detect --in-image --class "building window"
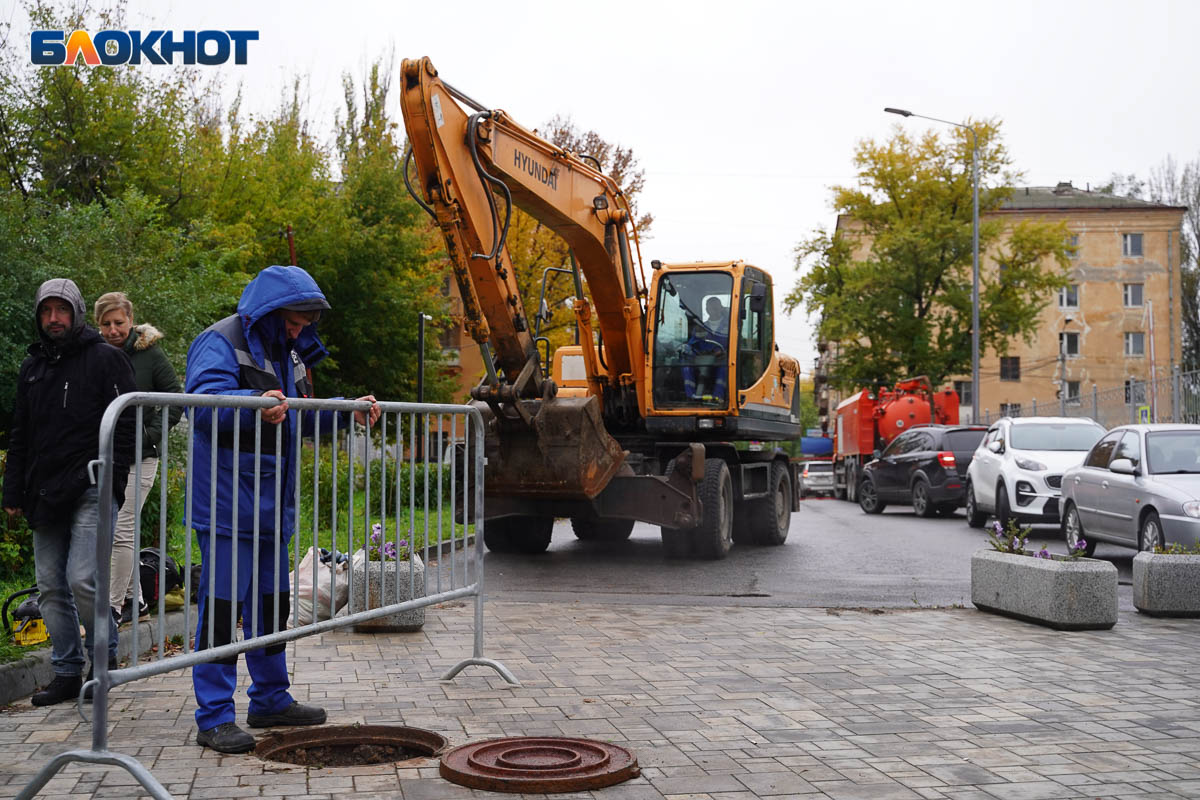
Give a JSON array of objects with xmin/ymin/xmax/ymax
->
[
  {"xmin": 1064, "ymin": 380, "xmax": 1081, "ymax": 405},
  {"xmin": 1000, "ymin": 357, "xmax": 1020, "ymax": 381},
  {"xmin": 1058, "ymin": 284, "xmax": 1079, "ymax": 308},
  {"xmin": 1123, "ymin": 283, "xmax": 1143, "ymax": 307},
  {"xmin": 1122, "ymin": 233, "xmax": 1144, "ymax": 257},
  {"xmin": 1000, "ymin": 402, "xmax": 1022, "ymax": 417},
  {"xmin": 1058, "ymin": 332, "xmax": 1080, "ymax": 357},
  {"xmin": 1124, "ymin": 332, "xmax": 1145, "ymax": 356},
  {"xmin": 953, "ymin": 380, "xmax": 972, "ymax": 406},
  {"xmin": 1066, "ymin": 234, "xmax": 1079, "ymax": 259},
  {"xmin": 1125, "ymin": 379, "xmax": 1147, "ymax": 405}
]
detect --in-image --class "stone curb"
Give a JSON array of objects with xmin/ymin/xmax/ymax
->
[{"xmin": 0, "ymin": 607, "xmax": 194, "ymax": 707}]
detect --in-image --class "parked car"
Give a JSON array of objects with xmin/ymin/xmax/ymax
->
[
  {"xmin": 1060, "ymin": 424, "xmax": 1200, "ymax": 555},
  {"xmin": 798, "ymin": 460, "xmax": 835, "ymax": 497},
  {"xmin": 857, "ymin": 424, "xmax": 988, "ymax": 516},
  {"xmin": 965, "ymin": 416, "xmax": 1105, "ymax": 529}
]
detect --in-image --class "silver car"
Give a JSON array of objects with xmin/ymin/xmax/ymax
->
[
  {"xmin": 1060, "ymin": 424, "xmax": 1200, "ymax": 555},
  {"xmin": 798, "ymin": 460, "xmax": 835, "ymax": 497}
]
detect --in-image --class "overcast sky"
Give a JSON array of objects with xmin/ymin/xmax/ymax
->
[{"xmin": 7, "ymin": 0, "xmax": 1199, "ymax": 373}]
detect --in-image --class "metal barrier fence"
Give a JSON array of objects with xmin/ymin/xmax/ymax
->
[
  {"xmin": 979, "ymin": 366, "xmax": 1200, "ymax": 428},
  {"xmin": 18, "ymin": 392, "xmax": 514, "ymax": 800}
]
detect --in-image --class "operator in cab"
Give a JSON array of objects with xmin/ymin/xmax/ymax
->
[{"xmin": 682, "ymin": 296, "xmax": 730, "ymax": 403}]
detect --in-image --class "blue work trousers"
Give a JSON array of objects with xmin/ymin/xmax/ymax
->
[{"xmin": 192, "ymin": 530, "xmax": 293, "ymax": 731}]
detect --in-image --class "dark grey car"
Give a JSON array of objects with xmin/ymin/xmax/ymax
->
[{"xmin": 1061, "ymin": 424, "xmax": 1200, "ymax": 555}]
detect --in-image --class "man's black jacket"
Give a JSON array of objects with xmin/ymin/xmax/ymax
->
[{"xmin": 3, "ymin": 327, "xmax": 137, "ymax": 529}]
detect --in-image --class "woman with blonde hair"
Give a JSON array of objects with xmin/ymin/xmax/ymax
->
[{"xmin": 94, "ymin": 292, "xmax": 183, "ymax": 624}]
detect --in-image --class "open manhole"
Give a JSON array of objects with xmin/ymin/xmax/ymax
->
[
  {"xmin": 256, "ymin": 725, "xmax": 447, "ymax": 768},
  {"xmin": 440, "ymin": 736, "xmax": 639, "ymax": 793}
]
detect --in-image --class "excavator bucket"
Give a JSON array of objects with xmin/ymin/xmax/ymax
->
[{"xmin": 475, "ymin": 395, "xmax": 625, "ymax": 501}]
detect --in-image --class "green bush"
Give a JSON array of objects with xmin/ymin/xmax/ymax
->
[
  {"xmin": 0, "ymin": 451, "xmax": 35, "ymax": 585},
  {"xmin": 298, "ymin": 436, "xmax": 458, "ymax": 522}
]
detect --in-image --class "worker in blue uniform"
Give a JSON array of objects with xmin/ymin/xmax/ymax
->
[
  {"xmin": 681, "ymin": 296, "xmax": 730, "ymax": 402},
  {"xmin": 185, "ymin": 265, "xmax": 380, "ymax": 753}
]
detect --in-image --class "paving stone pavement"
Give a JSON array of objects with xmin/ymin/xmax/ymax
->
[{"xmin": 2, "ymin": 600, "xmax": 1199, "ymax": 799}]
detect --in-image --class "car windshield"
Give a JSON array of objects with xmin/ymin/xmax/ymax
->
[
  {"xmin": 1146, "ymin": 431, "xmax": 1200, "ymax": 474},
  {"xmin": 945, "ymin": 430, "xmax": 987, "ymax": 451},
  {"xmin": 804, "ymin": 463, "xmax": 832, "ymax": 473},
  {"xmin": 1009, "ymin": 423, "xmax": 1104, "ymax": 451}
]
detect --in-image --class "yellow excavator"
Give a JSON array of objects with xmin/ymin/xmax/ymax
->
[{"xmin": 401, "ymin": 56, "xmax": 802, "ymax": 558}]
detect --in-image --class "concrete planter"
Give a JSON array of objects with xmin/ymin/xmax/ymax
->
[
  {"xmin": 345, "ymin": 554, "xmax": 426, "ymax": 632},
  {"xmin": 971, "ymin": 549, "xmax": 1117, "ymax": 630},
  {"xmin": 1133, "ymin": 551, "xmax": 1200, "ymax": 617}
]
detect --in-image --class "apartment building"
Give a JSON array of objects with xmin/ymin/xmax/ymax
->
[{"xmin": 814, "ymin": 183, "xmax": 1186, "ymax": 428}]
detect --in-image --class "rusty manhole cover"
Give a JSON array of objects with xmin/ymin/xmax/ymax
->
[
  {"xmin": 256, "ymin": 724, "xmax": 447, "ymax": 768},
  {"xmin": 440, "ymin": 736, "xmax": 639, "ymax": 793}
]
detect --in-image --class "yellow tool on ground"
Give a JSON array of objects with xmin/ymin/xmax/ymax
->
[{"xmin": 4, "ymin": 587, "xmax": 50, "ymax": 647}]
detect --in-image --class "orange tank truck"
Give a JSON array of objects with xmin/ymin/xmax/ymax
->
[{"xmin": 833, "ymin": 377, "xmax": 959, "ymax": 502}]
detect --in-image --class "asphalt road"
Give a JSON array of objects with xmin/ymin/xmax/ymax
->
[{"xmin": 484, "ymin": 496, "xmax": 1140, "ymax": 609}]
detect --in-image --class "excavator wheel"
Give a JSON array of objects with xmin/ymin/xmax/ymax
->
[
  {"xmin": 693, "ymin": 460, "xmax": 733, "ymax": 560},
  {"xmin": 748, "ymin": 461, "xmax": 792, "ymax": 546},
  {"xmin": 731, "ymin": 504, "xmax": 755, "ymax": 545},
  {"xmin": 660, "ymin": 527, "xmax": 691, "ymax": 559},
  {"xmin": 483, "ymin": 515, "xmax": 554, "ymax": 554},
  {"xmin": 571, "ymin": 517, "xmax": 635, "ymax": 542}
]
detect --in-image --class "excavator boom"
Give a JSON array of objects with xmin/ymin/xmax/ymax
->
[{"xmin": 401, "ymin": 56, "xmax": 637, "ymax": 500}]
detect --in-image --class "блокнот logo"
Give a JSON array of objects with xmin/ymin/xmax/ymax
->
[{"xmin": 31, "ymin": 30, "xmax": 258, "ymax": 65}]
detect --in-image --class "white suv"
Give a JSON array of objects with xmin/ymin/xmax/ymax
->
[{"xmin": 965, "ymin": 417, "xmax": 1105, "ymax": 529}]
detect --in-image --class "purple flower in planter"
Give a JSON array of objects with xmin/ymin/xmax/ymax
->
[{"xmin": 1036, "ymin": 548, "xmax": 1050, "ymax": 559}]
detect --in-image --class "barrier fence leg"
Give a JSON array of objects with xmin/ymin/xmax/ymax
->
[
  {"xmin": 439, "ymin": 443, "xmax": 520, "ymax": 686},
  {"xmin": 17, "ymin": 749, "xmax": 172, "ymax": 800}
]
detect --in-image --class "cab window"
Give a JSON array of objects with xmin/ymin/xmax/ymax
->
[{"xmin": 736, "ymin": 276, "xmax": 773, "ymax": 391}]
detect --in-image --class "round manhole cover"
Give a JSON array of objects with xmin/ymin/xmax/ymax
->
[
  {"xmin": 256, "ymin": 725, "xmax": 447, "ymax": 768},
  {"xmin": 440, "ymin": 736, "xmax": 639, "ymax": 793}
]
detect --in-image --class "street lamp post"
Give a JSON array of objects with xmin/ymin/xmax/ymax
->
[{"xmin": 884, "ymin": 107, "xmax": 980, "ymax": 422}]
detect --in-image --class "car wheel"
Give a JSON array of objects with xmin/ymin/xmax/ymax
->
[
  {"xmin": 1139, "ymin": 510, "xmax": 1164, "ymax": 553},
  {"xmin": 965, "ymin": 482, "xmax": 987, "ymax": 528},
  {"xmin": 1062, "ymin": 502, "xmax": 1096, "ymax": 557},
  {"xmin": 858, "ymin": 478, "xmax": 886, "ymax": 514},
  {"xmin": 911, "ymin": 478, "xmax": 936, "ymax": 518},
  {"xmin": 995, "ymin": 483, "xmax": 1012, "ymax": 531}
]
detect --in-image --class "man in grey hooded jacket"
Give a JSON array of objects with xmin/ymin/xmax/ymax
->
[{"xmin": 2, "ymin": 278, "xmax": 136, "ymax": 706}]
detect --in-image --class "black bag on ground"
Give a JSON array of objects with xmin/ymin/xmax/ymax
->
[{"xmin": 138, "ymin": 548, "xmax": 182, "ymax": 605}]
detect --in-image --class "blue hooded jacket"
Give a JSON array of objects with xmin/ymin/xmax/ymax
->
[{"xmin": 184, "ymin": 266, "xmax": 337, "ymax": 538}]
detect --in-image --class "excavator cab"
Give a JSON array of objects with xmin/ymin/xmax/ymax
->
[{"xmin": 651, "ymin": 271, "xmax": 733, "ymax": 409}]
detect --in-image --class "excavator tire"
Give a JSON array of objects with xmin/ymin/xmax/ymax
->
[
  {"xmin": 660, "ymin": 527, "xmax": 691, "ymax": 558},
  {"xmin": 571, "ymin": 517, "xmax": 635, "ymax": 541},
  {"xmin": 693, "ymin": 460, "xmax": 733, "ymax": 560},
  {"xmin": 484, "ymin": 515, "xmax": 554, "ymax": 554},
  {"xmin": 748, "ymin": 461, "xmax": 792, "ymax": 546},
  {"xmin": 659, "ymin": 460, "xmax": 693, "ymax": 558},
  {"xmin": 731, "ymin": 504, "xmax": 755, "ymax": 545}
]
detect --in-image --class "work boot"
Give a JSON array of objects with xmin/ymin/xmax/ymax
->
[
  {"xmin": 31, "ymin": 674, "xmax": 82, "ymax": 707},
  {"xmin": 83, "ymin": 657, "xmax": 119, "ymax": 702},
  {"xmin": 246, "ymin": 701, "xmax": 327, "ymax": 728},
  {"xmin": 196, "ymin": 722, "xmax": 256, "ymax": 754}
]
